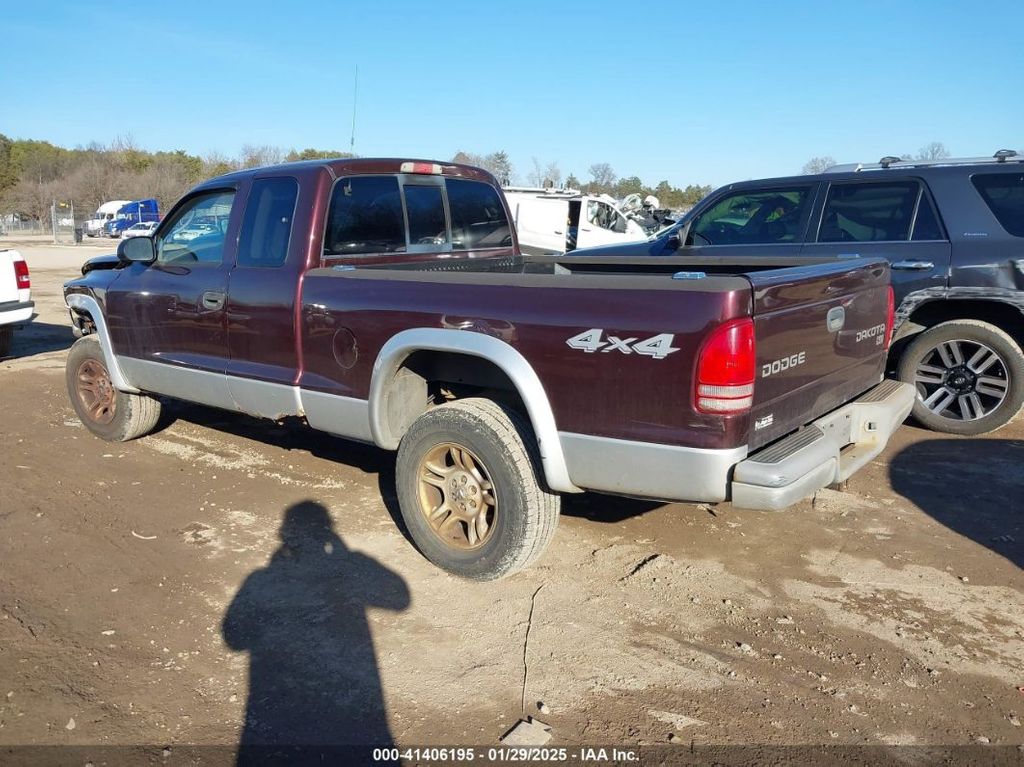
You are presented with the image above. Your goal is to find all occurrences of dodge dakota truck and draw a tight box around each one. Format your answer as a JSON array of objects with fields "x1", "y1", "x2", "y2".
[{"x1": 64, "y1": 158, "x2": 913, "y2": 579}]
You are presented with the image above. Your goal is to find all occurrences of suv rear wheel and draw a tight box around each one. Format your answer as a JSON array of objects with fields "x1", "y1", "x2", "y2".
[
  {"x1": 897, "y1": 319, "x2": 1024, "y2": 435},
  {"x1": 395, "y1": 397, "x2": 560, "y2": 580}
]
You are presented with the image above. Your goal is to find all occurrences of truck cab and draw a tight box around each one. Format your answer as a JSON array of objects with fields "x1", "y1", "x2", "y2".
[
  {"x1": 105, "y1": 199, "x2": 160, "y2": 238},
  {"x1": 84, "y1": 200, "x2": 132, "y2": 237}
]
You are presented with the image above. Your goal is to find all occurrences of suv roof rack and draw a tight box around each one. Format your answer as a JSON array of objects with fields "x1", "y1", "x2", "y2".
[{"x1": 824, "y1": 149, "x2": 1021, "y2": 174}]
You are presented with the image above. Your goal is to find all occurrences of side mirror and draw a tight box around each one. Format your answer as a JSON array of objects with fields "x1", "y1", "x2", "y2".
[
  {"x1": 667, "y1": 224, "x2": 689, "y2": 250},
  {"x1": 117, "y1": 236, "x2": 156, "y2": 264}
]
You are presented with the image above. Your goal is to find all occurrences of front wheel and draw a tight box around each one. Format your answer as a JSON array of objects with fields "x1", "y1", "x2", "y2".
[
  {"x1": 66, "y1": 335, "x2": 161, "y2": 441},
  {"x1": 395, "y1": 398, "x2": 560, "y2": 580},
  {"x1": 897, "y1": 319, "x2": 1024, "y2": 435}
]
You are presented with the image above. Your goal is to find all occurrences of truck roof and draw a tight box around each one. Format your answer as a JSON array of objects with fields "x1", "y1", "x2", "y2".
[
  {"x1": 96, "y1": 200, "x2": 133, "y2": 214},
  {"x1": 200, "y1": 157, "x2": 499, "y2": 187}
]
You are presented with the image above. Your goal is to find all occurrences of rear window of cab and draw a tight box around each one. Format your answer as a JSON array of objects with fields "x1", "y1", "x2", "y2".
[{"x1": 323, "y1": 175, "x2": 511, "y2": 256}]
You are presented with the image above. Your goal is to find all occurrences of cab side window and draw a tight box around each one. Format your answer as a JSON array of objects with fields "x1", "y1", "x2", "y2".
[
  {"x1": 818, "y1": 181, "x2": 919, "y2": 242},
  {"x1": 689, "y1": 187, "x2": 811, "y2": 246},
  {"x1": 237, "y1": 178, "x2": 299, "y2": 267},
  {"x1": 157, "y1": 190, "x2": 235, "y2": 265},
  {"x1": 324, "y1": 176, "x2": 406, "y2": 256}
]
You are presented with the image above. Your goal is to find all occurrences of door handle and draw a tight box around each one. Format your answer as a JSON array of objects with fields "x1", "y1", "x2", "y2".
[
  {"x1": 200, "y1": 290, "x2": 226, "y2": 310},
  {"x1": 891, "y1": 260, "x2": 934, "y2": 271}
]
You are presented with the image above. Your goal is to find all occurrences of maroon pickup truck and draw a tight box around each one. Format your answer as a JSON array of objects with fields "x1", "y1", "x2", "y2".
[{"x1": 64, "y1": 158, "x2": 914, "y2": 579}]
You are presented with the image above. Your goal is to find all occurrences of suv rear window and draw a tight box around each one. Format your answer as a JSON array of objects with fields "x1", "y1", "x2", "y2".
[
  {"x1": 446, "y1": 179, "x2": 511, "y2": 249},
  {"x1": 324, "y1": 176, "x2": 406, "y2": 256},
  {"x1": 972, "y1": 173, "x2": 1024, "y2": 237},
  {"x1": 819, "y1": 181, "x2": 918, "y2": 242}
]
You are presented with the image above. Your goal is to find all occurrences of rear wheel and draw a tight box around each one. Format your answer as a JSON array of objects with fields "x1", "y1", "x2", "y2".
[
  {"x1": 897, "y1": 319, "x2": 1024, "y2": 435},
  {"x1": 395, "y1": 397, "x2": 560, "y2": 580},
  {"x1": 0, "y1": 327, "x2": 11, "y2": 358},
  {"x1": 66, "y1": 335, "x2": 161, "y2": 441}
]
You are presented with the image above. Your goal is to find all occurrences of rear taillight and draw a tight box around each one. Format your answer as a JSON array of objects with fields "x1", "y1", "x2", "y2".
[
  {"x1": 14, "y1": 259, "x2": 30, "y2": 289},
  {"x1": 695, "y1": 318, "x2": 756, "y2": 414},
  {"x1": 884, "y1": 286, "x2": 895, "y2": 348}
]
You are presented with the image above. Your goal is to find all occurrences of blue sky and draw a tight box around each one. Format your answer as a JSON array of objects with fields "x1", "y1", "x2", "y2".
[{"x1": 2, "y1": 1, "x2": 1021, "y2": 188}]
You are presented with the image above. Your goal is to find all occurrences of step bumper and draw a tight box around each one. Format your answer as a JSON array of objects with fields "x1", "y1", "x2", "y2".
[{"x1": 730, "y1": 379, "x2": 915, "y2": 510}]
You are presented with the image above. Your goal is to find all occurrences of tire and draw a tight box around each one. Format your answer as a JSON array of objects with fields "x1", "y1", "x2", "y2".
[
  {"x1": 66, "y1": 335, "x2": 161, "y2": 442},
  {"x1": 897, "y1": 319, "x2": 1024, "y2": 435},
  {"x1": 395, "y1": 397, "x2": 560, "y2": 580},
  {"x1": 0, "y1": 327, "x2": 11, "y2": 358}
]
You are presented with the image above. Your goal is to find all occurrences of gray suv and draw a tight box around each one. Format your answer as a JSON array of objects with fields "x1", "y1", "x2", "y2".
[{"x1": 579, "y1": 150, "x2": 1024, "y2": 435}]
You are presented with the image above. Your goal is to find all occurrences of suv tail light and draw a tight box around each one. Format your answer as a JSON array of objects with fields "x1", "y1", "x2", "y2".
[
  {"x1": 884, "y1": 286, "x2": 895, "y2": 348},
  {"x1": 14, "y1": 259, "x2": 30, "y2": 289},
  {"x1": 695, "y1": 318, "x2": 756, "y2": 414}
]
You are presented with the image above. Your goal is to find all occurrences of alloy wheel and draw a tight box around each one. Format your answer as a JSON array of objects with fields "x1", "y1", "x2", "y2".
[
  {"x1": 416, "y1": 442, "x2": 497, "y2": 550},
  {"x1": 76, "y1": 358, "x2": 117, "y2": 425},
  {"x1": 913, "y1": 339, "x2": 1009, "y2": 421}
]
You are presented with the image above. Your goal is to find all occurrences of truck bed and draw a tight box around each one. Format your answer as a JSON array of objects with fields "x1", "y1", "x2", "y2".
[{"x1": 302, "y1": 253, "x2": 890, "y2": 453}]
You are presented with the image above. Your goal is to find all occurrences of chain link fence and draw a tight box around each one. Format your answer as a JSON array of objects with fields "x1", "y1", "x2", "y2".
[
  {"x1": 51, "y1": 199, "x2": 81, "y2": 243},
  {"x1": 0, "y1": 202, "x2": 87, "y2": 243}
]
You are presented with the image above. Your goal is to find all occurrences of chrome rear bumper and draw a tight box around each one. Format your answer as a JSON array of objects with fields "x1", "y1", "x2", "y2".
[{"x1": 730, "y1": 379, "x2": 915, "y2": 510}]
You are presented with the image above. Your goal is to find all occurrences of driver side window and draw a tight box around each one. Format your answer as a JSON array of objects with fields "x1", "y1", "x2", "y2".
[
  {"x1": 157, "y1": 190, "x2": 236, "y2": 265},
  {"x1": 688, "y1": 187, "x2": 811, "y2": 246}
]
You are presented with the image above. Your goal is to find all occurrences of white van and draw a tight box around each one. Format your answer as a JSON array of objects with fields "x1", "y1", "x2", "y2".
[{"x1": 502, "y1": 187, "x2": 647, "y2": 254}]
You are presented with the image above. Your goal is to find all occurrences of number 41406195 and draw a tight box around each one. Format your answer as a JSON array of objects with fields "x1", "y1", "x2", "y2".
[{"x1": 565, "y1": 328, "x2": 680, "y2": 359}]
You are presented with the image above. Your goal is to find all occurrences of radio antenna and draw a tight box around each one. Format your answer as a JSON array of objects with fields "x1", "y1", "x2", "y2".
[{"x1": 350, "y1": 65, "x2": 359, "y2": 154}]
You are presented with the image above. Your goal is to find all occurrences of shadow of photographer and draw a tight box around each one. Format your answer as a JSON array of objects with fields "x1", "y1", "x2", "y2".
[{"x1": 223, "y1": 501, "x2": 410, "y2": 761}]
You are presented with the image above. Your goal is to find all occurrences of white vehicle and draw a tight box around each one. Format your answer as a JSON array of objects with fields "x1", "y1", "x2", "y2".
[
  {"x1": 84, "y1": 200, "x2": 132, "y2": 237},
  {"x1": 502, "y1": 187, "x2": 647, "y2": 254},
  {"x1": 121, "y1": 221, "x2": 159, "y2": 239},
  {"x1": 0, "y1": 249, "x2": 32, "y2": 358}
]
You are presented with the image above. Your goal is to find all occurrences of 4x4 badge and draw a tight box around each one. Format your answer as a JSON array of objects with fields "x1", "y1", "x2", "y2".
[{"x1": 566, "y1": 328, "x2": 680, "y2": 359}]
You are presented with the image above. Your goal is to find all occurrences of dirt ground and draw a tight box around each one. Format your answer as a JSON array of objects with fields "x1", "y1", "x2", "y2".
[{"x1": 1, "y1": 240, "x2": 1022, "y2": 758}]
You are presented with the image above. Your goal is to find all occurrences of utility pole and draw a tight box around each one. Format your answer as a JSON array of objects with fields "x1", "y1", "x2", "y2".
[{"x1": 350, "y1": 65, "x2": 359, "y2": 154}]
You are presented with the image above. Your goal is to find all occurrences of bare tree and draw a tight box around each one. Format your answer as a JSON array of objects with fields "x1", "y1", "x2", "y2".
[
  {"x1": 203, "y1": 151, "x2": 237, "y2": 178},
  {"x1": 239, "y1": 144, "x2": 284, "y2": 169},
  {"x1": 916, "y1": 142, "x2": 950, "y2": 161},
  {"x1": 802, "y1": 156, "x2": 835, "y2": 174},
  {"x1": 542, "y1": 160, "x2": 561, "y2": 188},
  {"x1": 484, "y1": 151, "x2": 514, "y2": 185},
  {"x1": 587, "y1": 163, "x2": 616, "y2": 192},
  {"x1": 526, "y1": 157, "x2": 561, "y2": 187},
  {"x1": 452, "y1": 151, "x2": 515, "y2": 185}
]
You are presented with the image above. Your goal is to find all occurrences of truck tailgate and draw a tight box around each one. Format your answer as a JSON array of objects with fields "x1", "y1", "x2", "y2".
[
  {"x1": 746, "y1": 258, "x2": 891, "y2": 450},
  {"x1": 0, "y1": 251, "x2": 19, "y2": 304}
]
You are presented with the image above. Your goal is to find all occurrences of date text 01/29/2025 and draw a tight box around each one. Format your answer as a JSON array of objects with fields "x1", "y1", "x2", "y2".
[{"x1": 371, "y1": 746, "x2": 639, "y2": 762}]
